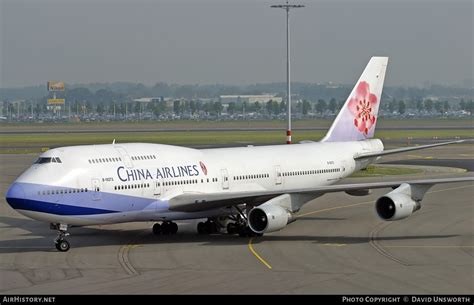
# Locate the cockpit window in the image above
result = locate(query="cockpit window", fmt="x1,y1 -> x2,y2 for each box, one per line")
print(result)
35,157 -> 52,164
34,157 -> 62,164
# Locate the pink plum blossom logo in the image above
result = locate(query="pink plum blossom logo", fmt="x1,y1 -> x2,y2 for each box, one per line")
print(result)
199,161 -> 208,175
348,81 -> 378,135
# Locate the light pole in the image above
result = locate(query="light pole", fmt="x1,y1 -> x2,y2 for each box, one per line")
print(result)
271,0 -> 304,144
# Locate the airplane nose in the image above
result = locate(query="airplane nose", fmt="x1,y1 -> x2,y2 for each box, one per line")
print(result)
5,182 -> 26,210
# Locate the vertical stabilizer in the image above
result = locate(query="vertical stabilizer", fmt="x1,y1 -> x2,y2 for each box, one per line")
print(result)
321,57 -> 388,142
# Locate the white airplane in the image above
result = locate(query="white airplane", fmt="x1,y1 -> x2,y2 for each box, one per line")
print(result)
6,57 -> 472,252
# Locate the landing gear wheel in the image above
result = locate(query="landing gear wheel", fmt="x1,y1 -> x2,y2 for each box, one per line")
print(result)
152,223 -> 162,235
197,222 -> 206,234
160,221 -> 178,235
170,222 -> 178,234
51,223 -> 70,252
227,223 -> 237,235
237,226 -> 261,238
205,221 -> 216,234
55,239 -> 70,252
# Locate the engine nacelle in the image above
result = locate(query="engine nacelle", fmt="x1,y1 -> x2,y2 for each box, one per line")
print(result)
248,204 -> 291,234
375,189 -> 421,221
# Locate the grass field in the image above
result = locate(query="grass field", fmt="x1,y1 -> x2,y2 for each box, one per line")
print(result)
1,118 -> 472,154
0,118 -> 472,132
0,129 -> 472,154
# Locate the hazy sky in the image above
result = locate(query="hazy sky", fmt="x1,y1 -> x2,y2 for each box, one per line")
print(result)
1,0 -> 472,88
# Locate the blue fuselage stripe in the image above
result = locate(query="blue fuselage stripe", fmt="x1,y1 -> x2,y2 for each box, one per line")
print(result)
7,197 -> 118,215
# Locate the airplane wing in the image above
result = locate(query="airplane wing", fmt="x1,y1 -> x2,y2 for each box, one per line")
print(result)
168,176 -> 474,212
353,140 -> 464,160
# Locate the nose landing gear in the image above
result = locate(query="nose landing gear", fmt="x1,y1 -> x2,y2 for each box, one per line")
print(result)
51,223 -> 70,252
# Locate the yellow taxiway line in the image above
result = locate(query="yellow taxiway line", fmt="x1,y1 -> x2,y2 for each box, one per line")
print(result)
246,183 -> 473,270
248,237 -> 272,269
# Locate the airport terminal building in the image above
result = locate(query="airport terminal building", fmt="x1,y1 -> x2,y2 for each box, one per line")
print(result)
219,95 -> 283,104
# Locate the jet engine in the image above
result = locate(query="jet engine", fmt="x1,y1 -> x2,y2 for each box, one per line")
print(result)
248,204 -> 292,234
375,184 -> 421,221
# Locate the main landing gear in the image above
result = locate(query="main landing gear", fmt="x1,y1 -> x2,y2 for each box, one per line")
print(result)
197,219 -> 219,235
152,221 -> 178,235
197,215 -> 263,237
50,223 -> 70,252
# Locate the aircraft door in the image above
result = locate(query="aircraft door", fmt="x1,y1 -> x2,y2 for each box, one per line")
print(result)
115,146 -> 133,169
153,179 -> 162,197
275,165 -> 282,185
340,160 -> 347,178
221,169 -> 229,190
91,178 -> 101,201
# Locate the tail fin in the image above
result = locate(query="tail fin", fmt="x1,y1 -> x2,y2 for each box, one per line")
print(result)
321,56 -> 388,142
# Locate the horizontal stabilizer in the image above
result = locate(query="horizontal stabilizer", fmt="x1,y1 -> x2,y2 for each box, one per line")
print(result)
353,140 -> 465,160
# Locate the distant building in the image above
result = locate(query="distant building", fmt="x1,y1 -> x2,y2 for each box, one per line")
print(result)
132,97 -> 164,103
219,95 -> 282,104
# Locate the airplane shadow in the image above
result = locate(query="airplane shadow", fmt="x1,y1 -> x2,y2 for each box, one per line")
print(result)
296,217 -> 347,221
0,216 -> 460,253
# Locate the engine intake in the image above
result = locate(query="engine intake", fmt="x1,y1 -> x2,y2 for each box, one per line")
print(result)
375,190 -> 421,221
248,204 -> 290,234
